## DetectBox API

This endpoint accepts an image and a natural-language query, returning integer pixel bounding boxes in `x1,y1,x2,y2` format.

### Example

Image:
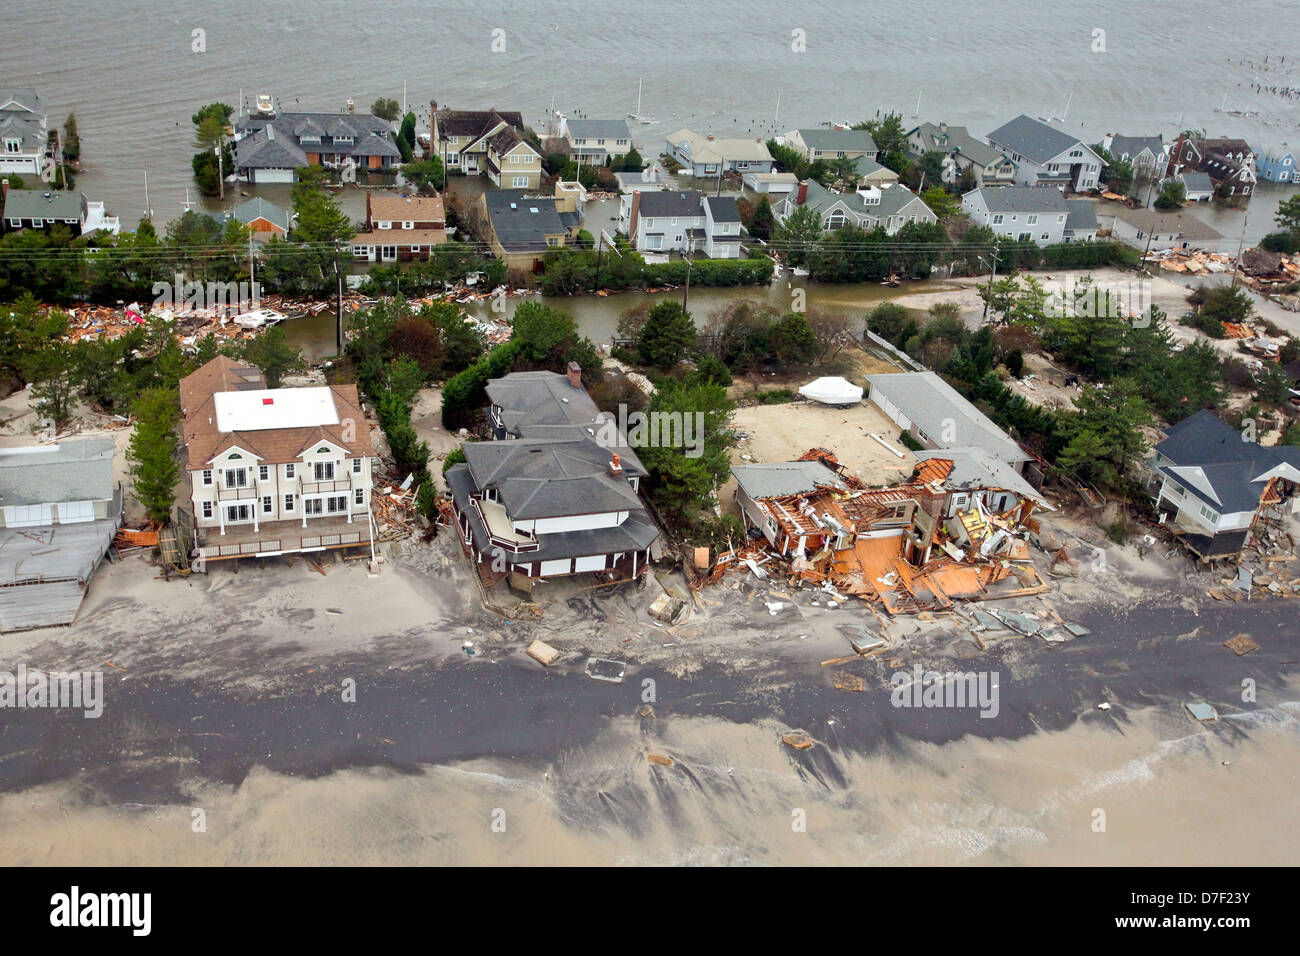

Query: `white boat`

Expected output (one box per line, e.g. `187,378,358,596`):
233,308,288,329
798,376,863,407
792,266,810,277
628,78,656,125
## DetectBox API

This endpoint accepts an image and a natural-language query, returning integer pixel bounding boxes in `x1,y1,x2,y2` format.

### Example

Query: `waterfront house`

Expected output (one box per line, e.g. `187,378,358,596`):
351,192,446,263
0,88,55,179
479,189,577,272
664,129,773,178
226,196,290,240
445,365,660,583
1166,135,1256,200
960,185,1070,245
742,171,800,194
1147,410,1300,560
559,117,632,165
906,122,1017,187
179,356,375,564
431,104,541,190
773,180,936,235
1102,134,1167,184
1258,147,1296,184
784,127,879,164
1170,170,1216,203
233,107,400,183
984,114,1105,191
1107,207,1226,253
624,189,745,257
0,438,122,632
1063,199,1099,242
1,182,119,236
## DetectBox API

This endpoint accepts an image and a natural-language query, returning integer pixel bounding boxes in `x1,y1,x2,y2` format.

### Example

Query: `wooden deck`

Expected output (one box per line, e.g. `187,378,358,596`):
195,515,372,561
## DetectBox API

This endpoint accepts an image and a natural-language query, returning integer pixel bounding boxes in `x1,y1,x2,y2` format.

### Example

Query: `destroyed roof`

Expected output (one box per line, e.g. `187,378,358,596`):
732,460,848,500
0,438,117,507
913,447,1052,509
866,371,1031,465
460,438,646,520
1154,410,1300,513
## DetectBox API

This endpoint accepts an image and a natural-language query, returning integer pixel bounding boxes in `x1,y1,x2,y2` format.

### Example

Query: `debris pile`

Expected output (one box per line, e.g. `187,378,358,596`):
1144,249,1234,276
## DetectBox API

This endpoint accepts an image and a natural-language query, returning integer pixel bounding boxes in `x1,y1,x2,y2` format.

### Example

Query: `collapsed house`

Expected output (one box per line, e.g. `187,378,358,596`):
725,448,1049,614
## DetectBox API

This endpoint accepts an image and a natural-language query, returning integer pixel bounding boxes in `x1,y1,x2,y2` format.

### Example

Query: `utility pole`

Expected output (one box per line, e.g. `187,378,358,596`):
1230,212,1250,289
980,243,1000,324
333,251,344,355
682,237,695,310
215,143,224,201
591,232,603,294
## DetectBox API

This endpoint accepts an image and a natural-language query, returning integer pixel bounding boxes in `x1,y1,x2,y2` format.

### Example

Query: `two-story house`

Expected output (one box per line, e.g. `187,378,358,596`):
961,185,1071,246
560,118,632,165
233,106,401,183
907,122,1018,187
479,189,580,272
1102,133,1167,185
431,103,541,189
0,438,122,631
664,129,773,178
624,189,749,256
179,356,376,564
351,191,446,262
1,183,119,236
984,114,1105,192
1147,410,1300,561
1166,135,1257,200
1258,147,1296,184
445,365,660,583
784,127,879,164
773,180,937,235
0,88,56,179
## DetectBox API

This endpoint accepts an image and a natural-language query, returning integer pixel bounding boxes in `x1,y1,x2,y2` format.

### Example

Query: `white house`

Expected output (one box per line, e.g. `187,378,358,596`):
1108,207,1226,254
784,127,879,163
702,196,742,258
560,117,631,164
180,356,375,564
664,129,773,177
961,185,1070,245
624,189,743,257
984,114,1105,191
0,88,54,179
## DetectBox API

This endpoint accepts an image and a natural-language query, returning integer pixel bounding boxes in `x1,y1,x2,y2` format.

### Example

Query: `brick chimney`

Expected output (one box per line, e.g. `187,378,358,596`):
796,180,808,205
629,190,642,242
566,361,582,389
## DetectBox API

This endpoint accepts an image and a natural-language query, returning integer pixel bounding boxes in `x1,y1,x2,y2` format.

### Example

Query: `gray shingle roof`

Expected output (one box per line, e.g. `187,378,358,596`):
798,180,929,220
968,185,1069,214
564,119,630,141
229,197,290,232
704,196,740,222
1064,199,1098,232
234,124,308,170
0,438,116,507
797,128,877,154
985,114,1091,165
909,123,1007,168
2,189,86,222
866,371,1030,464
637,190,704,218
732,461,846,500
483,191,566,250
461,438,645,520
1108,135,1163,160
913,447,1047,505
1155,410,1300,513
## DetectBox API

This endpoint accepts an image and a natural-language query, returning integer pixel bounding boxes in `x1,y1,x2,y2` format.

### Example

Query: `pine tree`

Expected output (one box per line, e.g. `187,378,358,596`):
128,389,181,524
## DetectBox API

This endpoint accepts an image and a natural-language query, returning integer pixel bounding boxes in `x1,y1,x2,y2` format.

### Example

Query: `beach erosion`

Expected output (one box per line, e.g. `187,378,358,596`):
4,691,1298,866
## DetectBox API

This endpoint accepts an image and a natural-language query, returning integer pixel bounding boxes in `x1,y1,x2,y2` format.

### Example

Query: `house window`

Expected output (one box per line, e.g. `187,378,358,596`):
32,219,42,227
285,463,295,479
202,501,213,518
1018,232,1031,241
509,154,519,164
284,494,295,512
827,213,847,231
202,469,213,486
224,467,248,487
378,221,391,229
1027,215,1038,225
226,504,251,522
304,498,323,516
352,458,363,474
262,495,273,514
991,214,1004,225
258,465,269,481
1041,233,1049,240
355,488,365,505
1199,504,1219,524
6,218,18,227
511,176,528,187
314,461,335,482
402,221,413,229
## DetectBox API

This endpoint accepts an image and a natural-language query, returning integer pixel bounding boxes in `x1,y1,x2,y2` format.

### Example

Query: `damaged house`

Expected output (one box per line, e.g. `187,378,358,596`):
728,449,1048,615
445,364,660,585
1147,410,1300,561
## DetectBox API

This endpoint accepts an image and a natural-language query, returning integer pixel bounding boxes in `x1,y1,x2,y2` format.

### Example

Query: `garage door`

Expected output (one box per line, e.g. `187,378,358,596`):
3,504,52,527
539,558,571,577
58,500,94,524
573,554,606,573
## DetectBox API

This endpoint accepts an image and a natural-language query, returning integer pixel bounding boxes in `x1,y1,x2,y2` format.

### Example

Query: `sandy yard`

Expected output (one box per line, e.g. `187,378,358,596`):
719,399,916,517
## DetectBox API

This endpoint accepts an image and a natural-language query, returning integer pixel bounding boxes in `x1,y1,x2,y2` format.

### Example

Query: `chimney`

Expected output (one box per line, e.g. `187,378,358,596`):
1,179,7,203
567,361,582,389
629,189,642,242
796,180,808,205
609,453,623,477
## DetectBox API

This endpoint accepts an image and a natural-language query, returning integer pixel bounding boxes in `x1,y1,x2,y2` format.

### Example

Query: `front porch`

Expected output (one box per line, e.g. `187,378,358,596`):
195,514,373,562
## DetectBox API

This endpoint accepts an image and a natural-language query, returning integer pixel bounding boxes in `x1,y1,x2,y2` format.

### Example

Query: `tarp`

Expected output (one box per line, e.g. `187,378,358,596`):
798,376,864,406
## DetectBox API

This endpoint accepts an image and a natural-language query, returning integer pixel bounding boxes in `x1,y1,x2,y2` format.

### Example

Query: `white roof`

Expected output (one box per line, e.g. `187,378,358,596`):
213,387,340,432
